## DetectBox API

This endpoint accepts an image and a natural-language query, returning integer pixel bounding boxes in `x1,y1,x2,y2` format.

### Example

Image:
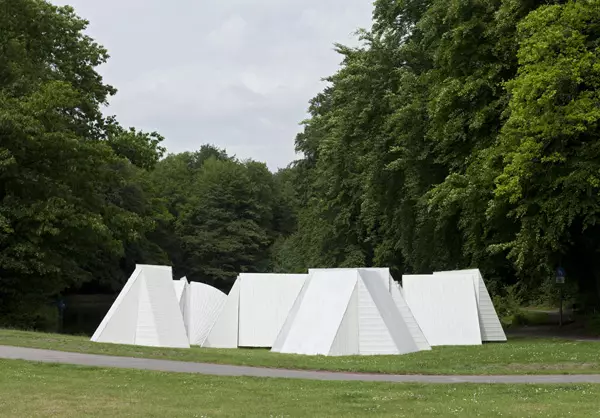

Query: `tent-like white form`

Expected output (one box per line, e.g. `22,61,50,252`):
434,269,506,342
402,274,482,346
272,269,423,356
183,281,227,346
309,268,430,351
91,265,190,348
203,273,307,348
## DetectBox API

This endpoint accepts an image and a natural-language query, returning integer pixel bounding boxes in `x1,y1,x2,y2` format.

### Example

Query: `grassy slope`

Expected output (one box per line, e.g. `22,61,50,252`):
2,329,600,375
1,359,599,417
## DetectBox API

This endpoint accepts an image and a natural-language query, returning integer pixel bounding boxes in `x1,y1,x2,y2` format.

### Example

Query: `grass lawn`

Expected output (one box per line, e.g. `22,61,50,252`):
1,359,599,417
2,329,600,375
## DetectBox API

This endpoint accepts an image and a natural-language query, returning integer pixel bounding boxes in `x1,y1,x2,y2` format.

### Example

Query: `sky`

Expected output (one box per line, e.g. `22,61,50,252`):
51,0,374,171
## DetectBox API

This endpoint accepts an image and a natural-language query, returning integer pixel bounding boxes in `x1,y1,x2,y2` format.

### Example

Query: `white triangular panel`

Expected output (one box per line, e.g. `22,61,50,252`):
361,271,420,355
277,270,357,355
174,277,189,334
358,273,398,355
91,267,142,344
329,283,359,356
390,281,431,350
91,265,189,348
476,275,506,341
134,276,158,346
134,266,189,348
203,278,240,348
185,282,227,346
272,274,313,352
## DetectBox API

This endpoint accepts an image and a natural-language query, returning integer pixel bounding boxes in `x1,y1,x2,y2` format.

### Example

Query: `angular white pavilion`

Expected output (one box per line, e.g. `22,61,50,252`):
271,268,424,356
91,265,190,348
433,269,506,342
309,267,430,351
402,273,482,346
203,273,307,348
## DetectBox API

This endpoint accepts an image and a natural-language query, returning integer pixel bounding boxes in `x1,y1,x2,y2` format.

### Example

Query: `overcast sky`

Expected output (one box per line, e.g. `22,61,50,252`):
51,0,374,171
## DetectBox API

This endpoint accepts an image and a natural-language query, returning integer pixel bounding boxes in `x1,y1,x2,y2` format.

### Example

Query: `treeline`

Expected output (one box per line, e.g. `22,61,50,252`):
2,0,600,328
0,1,295,328
273,0,600,308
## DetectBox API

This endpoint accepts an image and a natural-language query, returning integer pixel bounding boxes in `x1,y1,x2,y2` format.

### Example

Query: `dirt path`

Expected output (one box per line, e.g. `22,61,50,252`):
2,345,600,383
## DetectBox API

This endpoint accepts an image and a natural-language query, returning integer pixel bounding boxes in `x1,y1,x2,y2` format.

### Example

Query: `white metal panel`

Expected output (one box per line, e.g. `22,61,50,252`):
134,275,158,346
238,273,306,347
434,269,506,342
134,266,189,348
91,267,142,344
186,282,227,345
360,271,420,355
390,281,431,350
203,278,240,348
329,283,359,356
278,270,357,355
272,275,312,352
403,274,482,346
174,277,189,335
476,274,507,341
357,273,399,355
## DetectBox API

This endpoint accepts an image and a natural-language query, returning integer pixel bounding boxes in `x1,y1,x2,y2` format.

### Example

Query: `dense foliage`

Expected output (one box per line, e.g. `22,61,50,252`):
276,0,600,307
0,1,293,327
2,0,599,328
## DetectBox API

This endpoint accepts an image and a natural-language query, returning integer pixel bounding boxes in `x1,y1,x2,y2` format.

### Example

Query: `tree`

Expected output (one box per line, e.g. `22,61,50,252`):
0,1,165,326
489,0,600,299
175,158,274,289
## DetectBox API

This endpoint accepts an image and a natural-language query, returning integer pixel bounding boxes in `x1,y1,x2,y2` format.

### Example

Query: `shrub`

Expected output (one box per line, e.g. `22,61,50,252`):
494,284,525,328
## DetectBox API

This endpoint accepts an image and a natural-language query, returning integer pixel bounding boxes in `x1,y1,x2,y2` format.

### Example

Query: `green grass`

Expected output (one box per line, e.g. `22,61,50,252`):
1,359,599,417
2,329,600,375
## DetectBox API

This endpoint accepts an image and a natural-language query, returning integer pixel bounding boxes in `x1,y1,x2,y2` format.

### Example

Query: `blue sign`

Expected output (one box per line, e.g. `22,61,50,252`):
556,267,566,284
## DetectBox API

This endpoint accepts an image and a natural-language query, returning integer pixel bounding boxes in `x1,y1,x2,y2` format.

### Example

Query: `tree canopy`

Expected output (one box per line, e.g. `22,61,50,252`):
275,0,600,306
2,0,600,328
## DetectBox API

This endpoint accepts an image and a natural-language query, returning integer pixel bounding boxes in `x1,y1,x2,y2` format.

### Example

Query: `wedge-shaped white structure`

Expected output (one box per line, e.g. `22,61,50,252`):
203,273,307,348
309,267,431,351
203,278,240,348
434,269,506,342
272,269,422,356
183,281,227,346
402,274,482,346
390,281,431,351
92,265,190,348
173,277,189,334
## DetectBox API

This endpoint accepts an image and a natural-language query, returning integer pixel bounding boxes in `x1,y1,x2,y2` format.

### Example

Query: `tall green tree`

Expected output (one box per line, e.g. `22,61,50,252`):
489,0,600,298
0,0,165,326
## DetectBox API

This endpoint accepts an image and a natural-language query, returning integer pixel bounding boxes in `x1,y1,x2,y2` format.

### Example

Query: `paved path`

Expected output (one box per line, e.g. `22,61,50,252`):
2,345,600,384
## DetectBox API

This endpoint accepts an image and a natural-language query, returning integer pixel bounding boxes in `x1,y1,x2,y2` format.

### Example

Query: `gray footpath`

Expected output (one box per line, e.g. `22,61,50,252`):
1,345,600,384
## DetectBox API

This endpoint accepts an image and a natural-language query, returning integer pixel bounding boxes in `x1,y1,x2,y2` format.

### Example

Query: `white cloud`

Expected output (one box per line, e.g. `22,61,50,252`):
51,0,373,170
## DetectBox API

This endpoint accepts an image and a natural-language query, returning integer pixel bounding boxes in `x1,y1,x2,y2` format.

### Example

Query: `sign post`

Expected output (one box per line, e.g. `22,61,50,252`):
556,267,565,326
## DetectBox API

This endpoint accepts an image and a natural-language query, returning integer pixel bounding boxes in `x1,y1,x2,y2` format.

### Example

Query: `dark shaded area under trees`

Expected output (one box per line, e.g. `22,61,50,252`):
1,0,599,330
